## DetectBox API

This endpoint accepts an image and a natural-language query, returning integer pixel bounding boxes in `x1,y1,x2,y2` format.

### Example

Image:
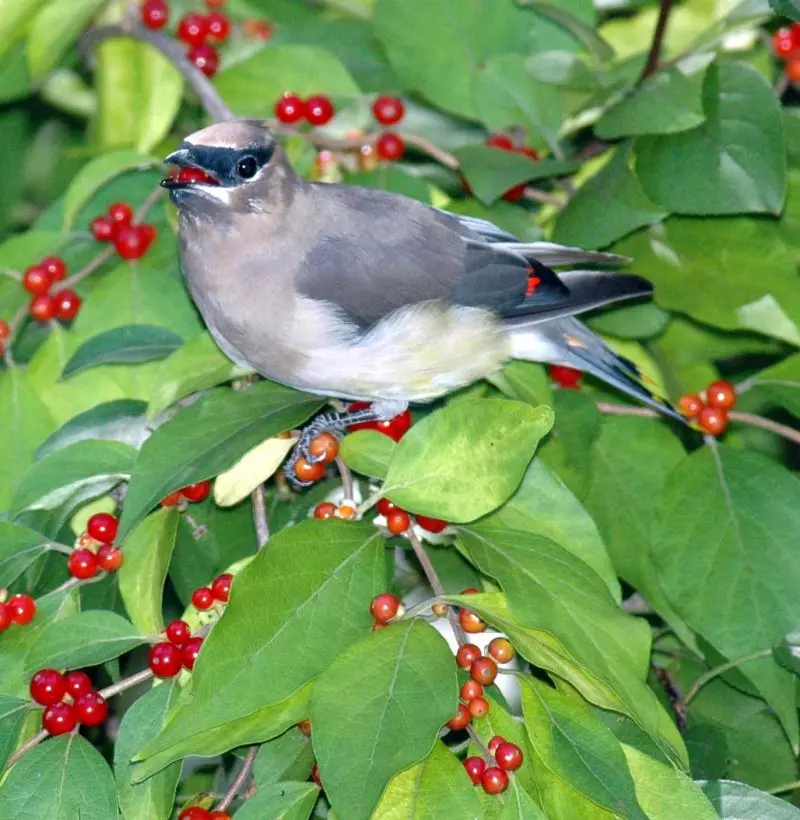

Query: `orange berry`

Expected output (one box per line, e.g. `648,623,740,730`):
308,432,339,464
678,393,704,418
294,456,326,483
697,405,728,436
706,380,736,411
314,502,337,519
459,608,487,634
456,643,481,669
469,697,489,718
386,508,410,535
487,637,515,664
460,680,484,701
446,703,471,731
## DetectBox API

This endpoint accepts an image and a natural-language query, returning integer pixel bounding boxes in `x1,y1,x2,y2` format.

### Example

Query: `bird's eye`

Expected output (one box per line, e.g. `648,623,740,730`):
237,156,258,179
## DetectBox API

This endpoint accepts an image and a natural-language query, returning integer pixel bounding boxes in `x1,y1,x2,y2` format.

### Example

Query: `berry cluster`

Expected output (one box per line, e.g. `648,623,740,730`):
19,255,81,325
68,513,123,579
141,0,230,77
313,499,358,520
178,806,230,820
0,592,36,632
274,92,336,127
149,619,205,677
485,134,539,202
29,668,108,735
162,479,212,507
549,364,582,390
773,24,800,82
191,572,233,611
678,379,736,436
371,96,406,161
369,592,405,630
463,734,523,794
91,202,157,261
375,497,448,537
347,402,412,441
294,432,340,484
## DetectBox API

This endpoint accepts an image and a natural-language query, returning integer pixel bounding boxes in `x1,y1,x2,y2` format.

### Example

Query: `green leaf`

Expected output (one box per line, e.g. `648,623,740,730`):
636,61,786,215
372,741,483,819
118,507,179,636
114,682,181,820
0,369,56,511
340,430,396,479
234,781,319,820
62,324,184,379
25,611,146,673
521,678,648,819
0,696,30,771
456,145,578,205
770,0,800,23
215,45,360,118
773,630,800,676
383,399,553,522
373,0,532,119
701,779,800,819
553,146,667,249
583,417,696,648
587,302,670,341
742,354,800,419
62,150,157,230
653,445,800,750
519,0,614,62
0,734,117,818
26,0,106,81
0,522,64,588
473,54,565,155
118,382,323,542
312,620,457,820
36,399,149,460
10,439,135,518
147,332,251,419
135,521,386,771
0,0,47,58
253,728,315,787
489,360,553,408
596,58,709,139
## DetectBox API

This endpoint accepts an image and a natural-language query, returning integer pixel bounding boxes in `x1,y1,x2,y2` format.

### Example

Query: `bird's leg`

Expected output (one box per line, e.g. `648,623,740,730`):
285,400,408,488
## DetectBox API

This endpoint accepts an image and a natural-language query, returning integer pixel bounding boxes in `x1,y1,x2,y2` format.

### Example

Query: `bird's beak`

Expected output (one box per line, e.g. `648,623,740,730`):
161,145,220,189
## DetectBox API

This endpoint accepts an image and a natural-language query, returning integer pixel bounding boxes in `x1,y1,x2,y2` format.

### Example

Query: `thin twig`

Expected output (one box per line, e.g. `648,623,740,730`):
216,744,259,811
523,187,564,207
81,24,234,122
679,648,772,708
639,0,675,82
334,455,354,500
251,485,269,550
5,729,48,770
99,667,154,699
465,724,493,765
768,779,800,795
3,303,28,367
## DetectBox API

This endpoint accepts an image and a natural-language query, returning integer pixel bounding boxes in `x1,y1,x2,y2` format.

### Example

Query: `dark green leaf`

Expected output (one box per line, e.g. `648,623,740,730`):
519,0,614,62
488,360,553,408
742,354,800,419
384,399,553,522
10,439,135,518
0,734,117,818
234,781,319,820
770,0,800,22
25,611,146,673
0,696,30,772
118,382,323,542
118,507,179,635
701,779,800,819
653,445,800,749
312,620,457,820
0,522,65,588
340,430,396,479
587,302,670,341
253,728,315,788
636,62,786,215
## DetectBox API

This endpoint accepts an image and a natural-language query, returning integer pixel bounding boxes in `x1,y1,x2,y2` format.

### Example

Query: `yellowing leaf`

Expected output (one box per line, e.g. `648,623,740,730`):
214,434,295,508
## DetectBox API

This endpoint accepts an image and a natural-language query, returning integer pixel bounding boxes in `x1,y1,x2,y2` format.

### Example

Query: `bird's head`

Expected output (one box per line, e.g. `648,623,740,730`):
161,120,288,215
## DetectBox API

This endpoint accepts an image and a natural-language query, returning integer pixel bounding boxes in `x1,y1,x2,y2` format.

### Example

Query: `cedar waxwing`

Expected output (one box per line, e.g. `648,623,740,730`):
161,121,680,472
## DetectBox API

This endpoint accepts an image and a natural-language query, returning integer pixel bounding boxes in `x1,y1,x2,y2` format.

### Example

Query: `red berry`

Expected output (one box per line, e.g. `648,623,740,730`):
470,656,498,686
30,669,66,705
678,393,704,418
0,319,9,340
189,44,220,78
520,146,540,161
415,514,447,533
209,813,231,820
486,134,514,151
206,12,230,42
0,602,10,631
7,593,36,625
697,405,728,436
176,167,216,184
192,587,215,610
54,289,81,322
294,456,326,483
75,691,108,726
456,643,481,669
460,680,483,701
463,755,486,785
304,95,334,126
41,257,66,282
148,642,183,678
23,265,53,295
114,225,154,260
182,636,204,670
773,26,800,59
179,808,211,820
211,573,233,603
481,766,509,794
372,96,405,126
308,432,339,464
375,498,397,517
182,480,211,502
488,735,505,754
446,703,471,731
30,294,57,322
141,0,169,29
376,132,405,162
468,696,489,718
165,619,191,647
787,56,800,83
275,93,305,124
97,544,124,572
68,548,99,579
162,490,183,507
378,409,412,441
487,637,515,664
108,202,133,230
42,702,77,736
386,508,410,535
502,183,526,203
314,501,338,519
311,763,322,787
549,364,582,389
459,608,487,634
370,592,401,623
178,12,209,46
91,216,114,241
87,512,118,544
706,379,736,411
64,670,93,699
495,741,523,771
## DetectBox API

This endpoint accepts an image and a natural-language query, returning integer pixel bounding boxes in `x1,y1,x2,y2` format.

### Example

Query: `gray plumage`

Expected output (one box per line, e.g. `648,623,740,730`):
162,120,679,420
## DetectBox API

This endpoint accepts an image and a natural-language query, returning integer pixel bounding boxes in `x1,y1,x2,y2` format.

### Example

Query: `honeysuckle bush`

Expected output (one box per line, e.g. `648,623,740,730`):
0,0,799,818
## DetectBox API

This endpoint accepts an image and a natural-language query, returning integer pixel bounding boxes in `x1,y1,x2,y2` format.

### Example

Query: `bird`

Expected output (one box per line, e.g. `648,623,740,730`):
161,120,680,475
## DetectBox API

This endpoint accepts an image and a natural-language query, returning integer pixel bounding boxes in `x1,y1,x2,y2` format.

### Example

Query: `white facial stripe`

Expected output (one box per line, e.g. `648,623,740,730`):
198,186,234,205
183,135,241,149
